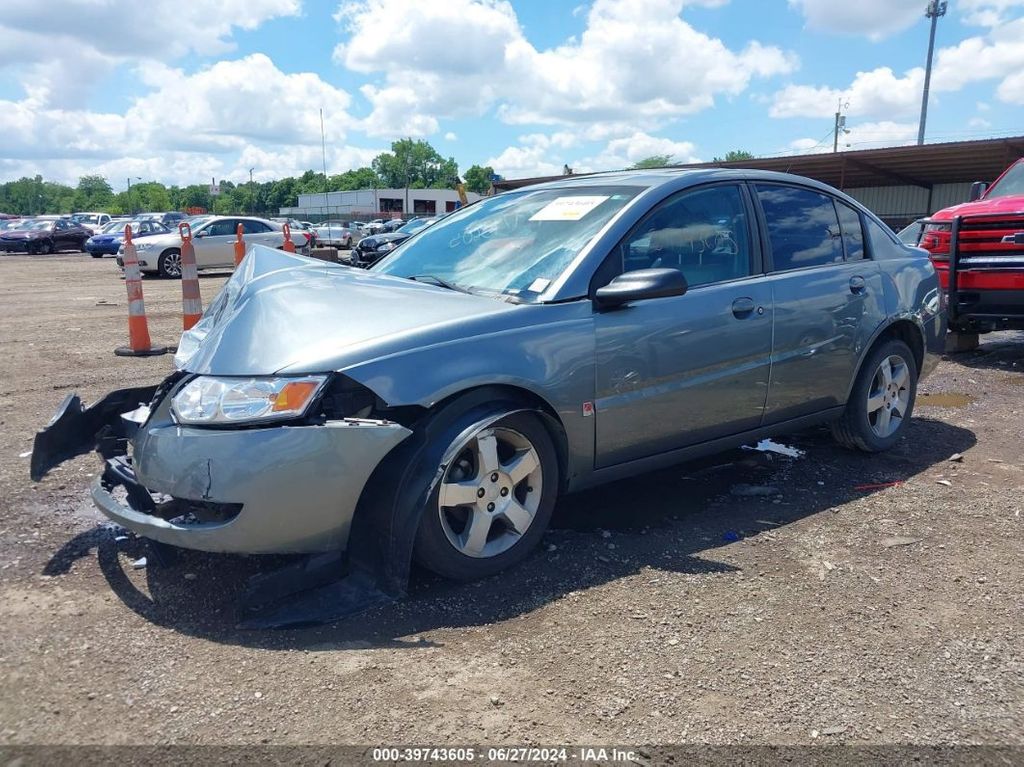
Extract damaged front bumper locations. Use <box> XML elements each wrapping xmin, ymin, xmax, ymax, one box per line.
<box><xmin>33</xmin><ymin>380</ymin><xmax>412</xmax><ymax>555</ymax></box>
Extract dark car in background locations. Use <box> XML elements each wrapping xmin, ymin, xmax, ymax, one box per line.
<box><xmin>138</xmin><ymin>211</ymin><xmax>188</xmax><ymax>228</ymax></box>
<box><xmin>352</xmin><ymin>217</ymin><xmax>439</xmax><ymax>266</ymax></box>
<box><xmin>0</xmin><ymin>218</ymin><xmax>91</xmax><ymax>254</ymax></box>
<box><xmin>85</xmin><ymin>219</ymin><xmax>170</xmax><ymax>257</ymax></box>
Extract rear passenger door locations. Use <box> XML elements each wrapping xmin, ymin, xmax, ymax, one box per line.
<box><xmin>237</xmin><ymin>219</ymin><xmax>277</xmax><ymax>249</ymax></box>
<box><xmin>753</xmin><ymin>183</ymin><xmax>886</xmax><ymax>423</ymax></box>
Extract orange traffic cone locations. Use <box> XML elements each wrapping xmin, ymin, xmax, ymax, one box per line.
<box><xmin>115</xmin><ymin>226</ymin><xmax>168</xmax><ymax>357</ymax></box>
<box><xmin>234</xmin><ymin>222</ymin><xmax>246</xmax><ymax>266</ymax></box>
<box><xmin>282</xmin><ymin>221</ymin><xmax>296</xmax><ymax>253</ymax></box>
<box><xmin>178</xmin><ymin>222</ymin><xmax>203</xmax><ymax>331</ymax></box>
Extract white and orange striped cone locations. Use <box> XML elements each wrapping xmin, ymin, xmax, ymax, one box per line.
<box><xmin>282</xmin><ymin>221</ymin><xmax>296</xmax><ymax>253</ymax></box>
<box><xmin>233</xmin><ymin>222</ymin><xmax>246</xmax><ymax>266</ymax></box>
<box><xmin>115</xmin><ymin>225</ymin><xmax>169</xmax><ymax>357</ymax></box>
<box><xmin>178</xmin><ymin>222</ymin><xmax>203</xmax><ymax>331</ymax></box>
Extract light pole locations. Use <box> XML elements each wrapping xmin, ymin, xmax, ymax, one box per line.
<box><xmin>917</xmin><ymin>1</ymin><xmax>947</xmax><ymax>146</ymax></box>
<box><xmin>249</xmin><ymin>167</ymin><xmax>255</xmax><ymax>214</ymax></box>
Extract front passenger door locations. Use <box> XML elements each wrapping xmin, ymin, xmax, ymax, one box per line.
<box><xmin>593</xmin><ymin>183</ymin><xmax>773</xmax><ymax>468</ymax></box>
<box><xmin>194</xmin><ymin>219</ymin><xmax>239</xmax><ymax>267</ymax></box>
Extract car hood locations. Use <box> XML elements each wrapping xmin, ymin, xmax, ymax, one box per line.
<box><xmin>1</xmin><ymin>229</ymin><xmax>44</xmax><ymax>239</ymax></box>
<box><xmin>359</xmin><ymin>232</ymin><xmax>406</xmax><ymax>246</ymax></box>
<box><xmin>932</xmin><ymin>195</ymin><xmax>1024</xmax><ymax>220</ymax></box>
<box><xmin>175</xmin><ymin>245</ymin><xmax>522</xmax><ymax>376</ymax></box>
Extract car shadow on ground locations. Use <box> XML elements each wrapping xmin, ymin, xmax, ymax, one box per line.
<box><xmin>43</xmin><ymin>417</ymin><xmax>975</xmax><ymax>650</ymax></box>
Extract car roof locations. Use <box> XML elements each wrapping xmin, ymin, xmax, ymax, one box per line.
<box><xmin>515</xmin><ymin>167</ymin><xmax>844</xmax><ymax>193</ymax></box>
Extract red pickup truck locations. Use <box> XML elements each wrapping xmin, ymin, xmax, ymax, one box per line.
<box><xmin>918</xmin><ymin>158</ymin><xmax>1024</xmax><ymax>349</ymax></box>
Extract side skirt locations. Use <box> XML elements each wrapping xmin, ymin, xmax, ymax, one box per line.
<box><xmin>571</xmin><ymin>406</ymin><xmax>845</xmax><ymax>492</ymax></box>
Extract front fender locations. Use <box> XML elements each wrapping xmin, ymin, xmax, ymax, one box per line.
<box><xmin>340</xmin><ymin>314</ymin><xmax>597</xmax><ymax>485</ymax></box>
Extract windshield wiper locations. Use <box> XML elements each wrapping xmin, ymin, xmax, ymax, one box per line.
<box><xmin>408</xmin><ymin>274</ymin><xmax>473</xmax><ymax>294</ymax></box>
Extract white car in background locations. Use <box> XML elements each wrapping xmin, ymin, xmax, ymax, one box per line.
<box><xmin>312</xmin><ymin>221</ymin><xmax>354</xmax><ymax>248</ymax></box>
<box><xmin>116</xmin><ymin>215</ymin><xmax>310</xmax><ymax>278</ymax></box>
<box><xmin>71</xmin><ymin>212</ymin><xmax>112</xmax><ymax>235</ymax></box>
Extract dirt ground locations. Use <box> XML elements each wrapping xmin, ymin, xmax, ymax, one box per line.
<box><xmin>0</xmin><ymin>252</ymin><xmax>1021</xmax><ymax>749</ymax></box>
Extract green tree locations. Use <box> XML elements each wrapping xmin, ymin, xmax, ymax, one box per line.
<box><xmin>711</xmin><ymin>149</ymin><xmax>755</xmax><ymax>163</ymax></box>
<box><xmin>463</xmin><ymin>164</ymin><xmax>495</xmax><ymax>194</ymax></box>
<box><xmin>630</xmin><ymin>155</ymin><xmax>672</xmax><ymax>169</ymax></box>
<box><xmin>329</xmin><ymin>167</ymin><xmax>380</xmax><ymax>191</ymax></box>
<box><xmin>372</xmin><ymin>139</ymin><xmax>459</xmax><ymax>190</ymax></box>
<box><xmin>72</xmin><ymin>175</ymin><xmax>114</xmax><ymax>211</ymax></box>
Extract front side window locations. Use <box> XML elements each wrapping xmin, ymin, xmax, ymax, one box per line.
<box><xmin>619</xmin><ymin>184</ymin><xmax>751</xmax><ymax>288</ymax></box>
<box><xmin>203</xmin><ymin>220</ymin><xmax>237</xmax><ymax>237</ymax></box>
<box><xmin>373</xmin><ymin>186</ymin><xmax>640</xmax><ymax>302</ymax></box>
<box><xmin>756</xmin><ymin>184</ymin><xmax>843</xmax><ymax>271</ymax></box>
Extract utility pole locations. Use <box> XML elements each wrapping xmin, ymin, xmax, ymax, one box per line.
<box><xmin>833</xmin><ymin>99</ymin><xmax>849</xmax><ymax>153</ymax></box>
<box><xmin>249</xmin><ymin>167</ymin><xmax>255</xmax><ymax>214</ymax></box>
<box><xmin>917</xmin><ymin>1</ymin><xmax>947</xmax><ymax>146</ymax></box>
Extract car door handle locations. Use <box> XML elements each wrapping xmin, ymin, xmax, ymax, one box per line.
<box><xmin>731</xmin><ymin>297</ymin><xmax>756</xmax><ymax>318</ymax></box>
<box><xmin>849</xmin><ymin>276</ymin><xmax>867</xmax><ymax>294</ymax></box>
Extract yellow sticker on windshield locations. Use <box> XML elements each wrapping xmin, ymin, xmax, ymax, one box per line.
<box><xmin>529</xmin><ymin>196</ymin><xmax>610</xmax><ymax>222</ymax></box>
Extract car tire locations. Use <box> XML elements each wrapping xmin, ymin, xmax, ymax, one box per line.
<box><xmin>38</xmin><ymin>240</ymin><xmax>53</xmax><ymax>255</ymax></box>
<box><xmin>157</xmin><ymin>249</ymin><xmax>182</xmax><ymax>279</ymax></box>
<box><xmin>412</xmin><ymin>408</ymin><xmax>559</xmax><ymax>581</ymax></box>
<box><xmin>90</xmin><ymin>253</ymin><xmax>103</xmax><ymax>258</ymax></box>
<box><xmin>831</xmin><ymin>338</ymin><xmax>918</xmax><ymax>452</ymax></box>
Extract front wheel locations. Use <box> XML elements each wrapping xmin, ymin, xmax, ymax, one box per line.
<box><xmin>414</xmin><ymin>411</ymin><xmax>558</xmax><ymax>580</ymax></box>
<box><xmin>157</xmin><ymin>248</ymin><xmax>182</xmax><ymax>279</ymax></box>
<box><xmin>831</xmin><ymin>339</ymin><xmax>918</xmax><ymax>452</ymax></box>
<box><xmin>37</xmin><ymin>240</ymin><xmax>54</xmax><ymax>255</ymax></box>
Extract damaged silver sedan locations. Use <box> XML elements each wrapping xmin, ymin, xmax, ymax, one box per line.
<box><xmin>32</xmin><ymin>169</ymin><xmax>944</xmax><ymax>618</ymax></box>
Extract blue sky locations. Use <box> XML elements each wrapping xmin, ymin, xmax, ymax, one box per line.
<box><xmin>1</xmin><ymin>0</ymin><xmax>1022</xmax><ymax>189</ymax></box>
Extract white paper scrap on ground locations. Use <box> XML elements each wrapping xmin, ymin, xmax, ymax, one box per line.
<box><xmin>742</xmin><ymin>439</ymin><xmax>805</xmax><ymax>458</ymax></box>
<box><xmin>529</xmin><ymin>196</ymin><xmax>609</xmax><ymax>222</ymax></box>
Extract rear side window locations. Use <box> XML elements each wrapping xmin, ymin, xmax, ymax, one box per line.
<box><xmin>756</xmin><ymin>184</ymin><xmax>843</xmax><ymax>271</ymax></box>
<box><xmin>242</xmin><ymin>220</ymin><xmax>271</xmax><ymax>233</ymax></box>
<box><xmin>835</xmin><ymin>201</ymin><xmax>866</xmax><ymax>260</ymax></box>
<box><xmin>865</xmin><ymin>217</ymin><xmax>903</xmax><ymax>260</ymax></box>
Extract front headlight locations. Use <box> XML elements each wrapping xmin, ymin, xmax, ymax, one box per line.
<box><xmin>377</xmin><ymin>241</ymin><xmax>396</xmax><ymax>252</ymax></box>
<box><xmin>172</xmin><ymin>375</ymin><xmax>327</xmax><ymax>425</ymax></box>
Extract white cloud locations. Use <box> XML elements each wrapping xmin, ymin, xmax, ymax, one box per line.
<box><xmin>786</xmin><ymin>120</ymin><xmax>917</xmax><ymax>154</ymax></box>
<box><xmin>771</xmin><ymin>66</ymin><xmax>924</xmax><ymax>120</ymax></box>
<box><xmin>0</xmin><ymin>0</ymin><xmax>301</xmax><ymax>107</ymax></box>
<box><xmin>771</xmin><ymin>16</ymin><xmax>1024</xmax><ymax>122</ymax></box>
<box><xmin>959</xmin><ymin>0</ymin><xmax>1024</xmax><ymax>26</ymax></box>
<box><xmin>588</xmin><ymin>132</ymin><xmax>701</xmax><ymax>168</ymax></box>
<box><xmin>444</xmin><ymin>132</ymin><xmax>458</xmax><ymax>141</ymax></box>
<box><xmin>0</xmin><ymin>55</ymin><xmax>379</xmax><ymax>185</ymax></box>
<box><xmin>787</xmin><ymin>0</ymin><xmax>924</xmax><ymax>40</ymax></box>
<box><xmin>335</xmin><ymin>0</ymin><xmax>794</xmax><ymax>135</ymax></box>
<box><xmin>486</xmin><ymin>129</ymin><xmax>701</xmax><ymax>179</ymax></box>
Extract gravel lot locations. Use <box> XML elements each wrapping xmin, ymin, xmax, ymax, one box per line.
<box><xmin>0</xmin><ymin>252</ymin><xmax>1021</xmax><ymax>748</ymax></box>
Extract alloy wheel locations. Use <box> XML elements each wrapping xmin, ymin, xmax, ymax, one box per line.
<box><xmin>437</xmin><ymin>426</ymin><xmax>544</xmax><ymax>559</ymax></box>
<box><xmin>866</xmin><ymin>354</ymin><xmax>910</xmax><ymax>438</ymax></box>
<box><xmin>163</xmin><ymin>251</ymin><xmax>182</xmax><ymax>278</ymax></box>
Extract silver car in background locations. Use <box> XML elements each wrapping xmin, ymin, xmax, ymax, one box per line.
<box><xmin>33</xmin><ymin>169</ymin><xmax>943</xmax><ymax>607</ymax></box>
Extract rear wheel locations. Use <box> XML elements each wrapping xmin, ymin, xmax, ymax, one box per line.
<box><xmin>831</xmin><ymin>339</ymin><xmax>918</xmax><ymax>452</ymax></box>
<box><xmin>414</xmin><ymin>411</ymin><xmax>558</xmax><ymax>580</ymax></box>
<box><xmin>157</xmin><ymin>248</ymin><xmax>182</xmax><ymax>279</ymax></box>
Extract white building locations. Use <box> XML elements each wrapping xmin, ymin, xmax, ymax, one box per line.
<box><xmin>280</xmin><ymin>188</ymin><xmax>481</xmax><ymax>221</ymax></box>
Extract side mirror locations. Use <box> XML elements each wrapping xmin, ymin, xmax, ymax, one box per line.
<box><xmin>594</xmin><ymin>268</ymin><xmax>688</xmax><ymax>309</ymax></box>
<box><xmin>969</xmin><ymin>181</ymin><xmax>987</xmax><ymax>202</ymax></box>
<box><xmin>194</xmin><ymin>230</ymin><xmax>206</xmax><ymax>237</ymax></box>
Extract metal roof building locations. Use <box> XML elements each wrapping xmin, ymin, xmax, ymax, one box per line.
<box><xmin>493</xmin><ymin>136</ymin><xmax>1024</xmax><ymax>229</ymax></box>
